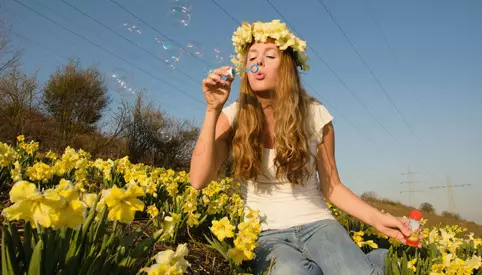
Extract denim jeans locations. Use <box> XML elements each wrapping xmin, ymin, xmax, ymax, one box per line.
<box><xmin>252</xmin><ymin>219</ymin><xmax>388</xmax><ymax>275</ymax></box>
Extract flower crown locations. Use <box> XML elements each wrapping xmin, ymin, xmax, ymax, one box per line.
<box><xmin>230</xmin><ymin>19</ymin><xmax>310</xmax><ymax>72</ymax></box>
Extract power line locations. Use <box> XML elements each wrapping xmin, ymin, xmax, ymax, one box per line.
<box><xmin>303</xmin><ymin>82</ymin><xmax>383</xmax><ymax>152</ymax></box>
<box><xmin>429</xmin><ymin>176</ymin><xmax>471</xmax><ymax>213</ymax></box>
<box><xmin>263</xmin><ymin>0</ymin><xmax>416</xmax><ymax>160</ymax></box>
<box><xmin>212</xmin><ymin>0</ymin><xmax>388</xmax><ymax>155</ymax></box>
<box><xmin>362</xmin><ymin>0</ymin><xmax>448</xmax><ymax>179</ymax></box>
<box><xmin>213</xmin><ymin>0</ymin><xmax>415</xmax><ymax>169</ymax></box>
<box><xmin>314</xmin><ymin>0</ymin><xmax>441</xmax><ymax>182</ymax></box>
<box><xmin>269</xmin><ymin>0</ymin><xmax>438</xmax><ymax>181</ymax></box>
<box><xmin>13</xmin><ymin>0</ymin><xmax>204</xmax><ymax>106</ymax></box>
<box><xmin>13</xmin><ymin>31</ymin><xmax>69</xmax><ymax>64</ymax></box>
<box><xmin>108</xmin><ymin>0</ymin><xmax>212</xmax><ymax>69</ymax></box>
<box><xmin>264</xmin><ymin>0</ymin><xmax>401</xmax><ymax>143</ymax></box>
<box><xmin>315</xmin><ymin>0</ymin><xmax>416</xmax><ymax>137</ymax></box>
<box><xmin>59</xmin><ymin>0</ymin><xmax>200</xmax><ymax>87</ymax></box>
<box><xmin>210</xmin><ymin>0</ymin><xmax>241</xmax><ymax>25</ymax></box>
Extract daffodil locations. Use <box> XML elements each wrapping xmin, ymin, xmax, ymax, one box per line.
<box><xmin>210</xmin><ymin>217</ymin><xmax>235</xmax><ymax>241</ymax></box>
<box><xmin>227</xmin><ymin>247</ymin><xmax>249</xmax><ymax>265</ymax></box>
<box><xmin>0</xmin><ymin>142</ymin><xmax>18</xmax><ymax>167</ymax></box>
<box><xmin>141</xmin><ymin>244</ymin><xmax>190</xmax><ymax>275</ymax></box>
<box><xmin>2</xmin><ymin>181</ymin><xmax>61</xmax><ymax>228</ymax></box>
<box><xmin>26</xmin><ymin>162</ymin><xmax>54</xmax><ymax>182</ymax></box>
<box><xmin>147</xmin><ymin>205</ymin><xmax>159</xmax><ymax>218</ymax></box>
<box><xmin>407</xmin><ymin>258</ymin><xmax>417</xmax><ymax>272</ymax></box>
<box><xmin>103</xmin><ymin>185</ymin><xmax>145</xmax><ymax>223</ymax></box>
<box><xmin>47</xmin><ymin>179</ymin><xmax>86</xmax><ymax>229</ymax></box>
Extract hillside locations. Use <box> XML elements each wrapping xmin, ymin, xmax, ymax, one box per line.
<box><xmin>364</xmin><ymin>199</ymin><xmax>482</xmax><ymax>237</ymax></box>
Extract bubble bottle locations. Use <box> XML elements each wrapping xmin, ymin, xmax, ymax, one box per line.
<box><xmin>226</xmin><ymin>64</ymin><xmax>259</xmax><ymax>79</ymax></box>
<box><xmin>406</xmin><ymin>209</ymin><xmax>422</xmax><ymax>247</ymax></box>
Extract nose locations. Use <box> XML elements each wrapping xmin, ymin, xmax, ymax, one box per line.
<box><xmin>256</xmin><ymin>57</ymin><xmax>264</xmax><ymax>67</ymax></box>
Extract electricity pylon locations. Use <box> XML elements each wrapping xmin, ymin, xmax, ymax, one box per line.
<box><xmin>428</xmin><ymin>176</ymin><xmax>471</xmax><ymax>213</ymax></box>
<box><xmin>400</xmin><ymin>166</ymin><xmax>422</xmax><ymax>207</ymax></box>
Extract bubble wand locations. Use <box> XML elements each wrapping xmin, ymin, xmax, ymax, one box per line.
<box><xmin>226</xmin><ymin>63</ymin><xmax>259</xmax><ymax>79</ymax></box>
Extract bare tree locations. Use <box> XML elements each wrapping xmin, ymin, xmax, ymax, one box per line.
<box><xmin>0</xmin><ymin>65</ymin><xmax>39</xmax><ymax>142</ymax></box>
<box><xmin>120</xmin><ymin>93</ymin><xmax>199</xmax><ymax>170</ymax></box>
<box><xmin>0</xmin><ymin>11</ymin><xmax>22</xmax><ymax>76</ymax></box>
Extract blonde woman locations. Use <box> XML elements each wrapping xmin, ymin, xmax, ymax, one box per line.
<box><xmin>190</xmin><ymin>20</ymin><xmax>414</xmax><ymax>275</ymax></box>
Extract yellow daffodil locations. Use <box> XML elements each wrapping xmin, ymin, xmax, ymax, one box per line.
<box><xmin>10</xmin><ymin>160</ymin><xmax>22</xmax><ymax>182</ymax></box>
<box><xmin>0</xmin><ymin>142</ymin><xmax>18</xmax><ymax>167</ymax></box>
<box><xmin>210</xmin><ymin>217</ymin><xmax>235</xmax><ymax>241</ymax></box>
<box><xmin>103</xmin><ymin>185</ymin><xmax>145</xmax><ymax>223</ymax></box>
<box><xmin>2</xmin><ymin>181</ymin><xmax>60</xmax><ymax>228</ymax></box>
<box><xmin>147</xmin><ymin>205</ymin><xmax>159</xmax><ymax>218</ymax></box>
<box><xmin>26</xmin><ymin>162</ymin><xmax>54</xmax><ymax>182</ymax></box>
<box><xmin>407</xmin><ymin>258</ymin><xmax>417</xmax><ymax>272</ymax></box>
<box><xmin>227</xmin><ymin>247</ymin><xmax>249</xmax><ymax>265</ymax></box>
<box><xmin>20</xmin><ymin>140</ymin><xmax>39</xmax><ymax>155</ymax></box>
<box><xmin>50</xmin><ymin>179</ymin><xmax>86</xmax><ymax>229</ymax></box>
<box><xmin>82</xmin><ymin>193</ymin><xmax>98</xmax><ymax>208</ymax></box>
<box><xmin>141</xmin><ymin>244</ymin><xmax>190</xmax><ymax>275</ymax></box>
<box><xmin>187</xmin><ymin>212</ymin><xmax>200</xmax><ymax>227</ymax></box>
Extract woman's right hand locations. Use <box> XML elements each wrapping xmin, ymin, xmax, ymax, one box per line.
<box><xmin>202</xmin><ymin>66</ymin><xmax>234</xmax><ymax>111</ymax></box>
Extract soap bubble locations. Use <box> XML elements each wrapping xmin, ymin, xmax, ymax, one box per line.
<box><xmin>186</xmin><ymin>41</ymin><xmax>204</xmax><ymax>58</ymax></box>
<box><xmin>168</xmin><ymin>4</ymin><xmax>192</xmax><ymax>28</ymax></box>
<box><xmin>111</xmin><ymin>68</ymin><xmax>137</xmax><ymax>96</ymax></box>
<box><xmin>208</xmin><ymin>48</ymin><xmax>228</xmax><ymax>64</ymax></box>
<box><xmin>122</xmin><ymin>23</ymin><xmax>142</xmax><ymax>35</ymax></box>
<box><xmin>155</xmin><ymin>37</ymin><xmax>182</xmax><ymax>69</ymax></box>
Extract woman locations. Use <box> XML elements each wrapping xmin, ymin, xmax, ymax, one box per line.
<box><xmin>190</xmin><ymin>20</ymin><xmax>415</xmax><ymax>275</ymax></box>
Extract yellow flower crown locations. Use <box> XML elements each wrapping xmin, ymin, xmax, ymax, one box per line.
<box><xmin>230</xmin><ymin>19</ymin><xmax>310</xmax><ymax>72</ymax></box>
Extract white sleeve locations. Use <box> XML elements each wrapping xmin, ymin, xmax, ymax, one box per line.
<box><xmin>311</xmin><ymin>103</ymin><xmax>334</xmax><ymax>144</ymax></box>
<box><xmin>221</xmin><ymin>101</ymin><xmax>238</xmax><ymax>127</ymax></box>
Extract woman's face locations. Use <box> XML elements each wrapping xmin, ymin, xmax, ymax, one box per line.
<box><xmin>246</xmin><ymin>39</ymin><xmax>281</xmax><ymax>93</ymax></box>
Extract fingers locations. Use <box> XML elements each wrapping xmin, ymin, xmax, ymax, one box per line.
<box><xmin>383</xmin><ymin>215</ymin><xmax>411</xmax><ymax>237</ymax></box>
<box><xmin>397</xmin><ymin>217</ymin><xmax>411</xmax><ymax>236</ymax></box>
<box><xmin>211</xmin><ymin>66</ymin><xmax>231</xmax><ymax>76</ymax></box>
<box><xmin>383</xmin><ymin>227</ymin><xmax>408</xmax><ymax>244</ymax></box>
<box><xmin>204</xmin><ymin>66</ymin><xmax>231</xmax><ymax>86</ymax></box>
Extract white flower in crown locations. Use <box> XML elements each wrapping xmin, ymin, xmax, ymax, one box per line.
<box><xmin>231</xmin><ymin>19</ymin><xmax>310</xmax><ymax>72</ymax></box>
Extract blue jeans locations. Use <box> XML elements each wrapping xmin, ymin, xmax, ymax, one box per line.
<box><xmin>252</xmin><ymin>219</ymin><xmax>388</xmax><ymax>275</ymax></box>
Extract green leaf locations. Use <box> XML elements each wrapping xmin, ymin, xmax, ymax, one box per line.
<box><xmin>391</xmin><ymin>260</ymin><xmax>401</xmax><ymax>275</ymax></box>
<box><xmin>91</xmin><ymin>206</ymin><xmax>108</xmax><ymax>244</ymax></box>
<box><xmin>8</xmin><ymin>222</ymin><xmax>24</xmax><ymax>262</ymax></box>
<box><xmin>28</xmin><ymin>238</ymin><xmax>43</xmax><ymax>275</ymax></box>
<box><xmin>23</xmin><ymin>222</ymin><xmax>33</xmax><ymax>268</ymax></box>
<box><xmin>2</xmin><ymin>226</ymin><xmax>19</xmax><ymax>275</ymax></box>
<box><xmin>203</xmin><ymin>233</ymin><xmax>229</xmax><ymax>261</ymax></box>
<box><xmin>130</xmin><ymin>228</ymin><xmax>164</xmax><ymax>258</ymax></box>
<box><xmin>43</xmin><ymin>228</ymin><xmax>60</xmax><ymax>274</ymax></box>
<box><xmin>120</xmin><ymin>227</ymin><xmax>143</xmax><ymax>247</ymax></box>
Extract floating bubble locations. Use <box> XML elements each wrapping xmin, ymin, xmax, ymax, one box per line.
<box><xmin>168</xmin><ymin>4</ymin><xmax>192</xmax><ymax>28</ymax></box>
<box><xmin>186</xmin><ymin>41</ymin><xmax>204</xmax><ymax>58</ymax></box>
<box><xmin>122</xmin><ymin>23</ymin><xmax>142</xmax><ymax>34</ymax></box>
<box><xmin>204</xmin><ymin>48</ymin><xmax>228</xmax><ymax>65</ymax></box>
<box><xmin>155</xmin><ymin>37</ymin><xmax>182</xmax><ymax>69</ymax></box>
<box><xmin>111</xmin><ymin>68</ymin><xmax>138</xmax><ymax>96</ymax></box>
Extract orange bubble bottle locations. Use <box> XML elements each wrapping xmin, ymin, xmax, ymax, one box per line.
<box><xmin>406</xmin><ymin>209</ymin><xmax>422</xmax><ymax>247</ymax></box>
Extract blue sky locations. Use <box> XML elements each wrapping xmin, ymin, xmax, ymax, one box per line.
<box><xmin>4</xmin><ymin>0</ymin><xmax>482</xmax><ymax>224</ymax></box>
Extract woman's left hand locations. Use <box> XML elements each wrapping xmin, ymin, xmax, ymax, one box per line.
<box><xmin>373</xmin><ymin>213</ymin><xmax>422</xmax><ymax>247</ymax></box>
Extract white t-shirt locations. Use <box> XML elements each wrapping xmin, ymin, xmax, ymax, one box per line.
<box><xmin>221</xmin><ymin>100</ymin><xmax>336</xmax><ymax>231</ymax></box>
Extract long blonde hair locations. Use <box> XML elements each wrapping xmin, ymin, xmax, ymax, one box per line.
<box><xmin>229</xmin><ymin>46</ymin><xmax>320</xmax><ymax>185</ymax></box>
